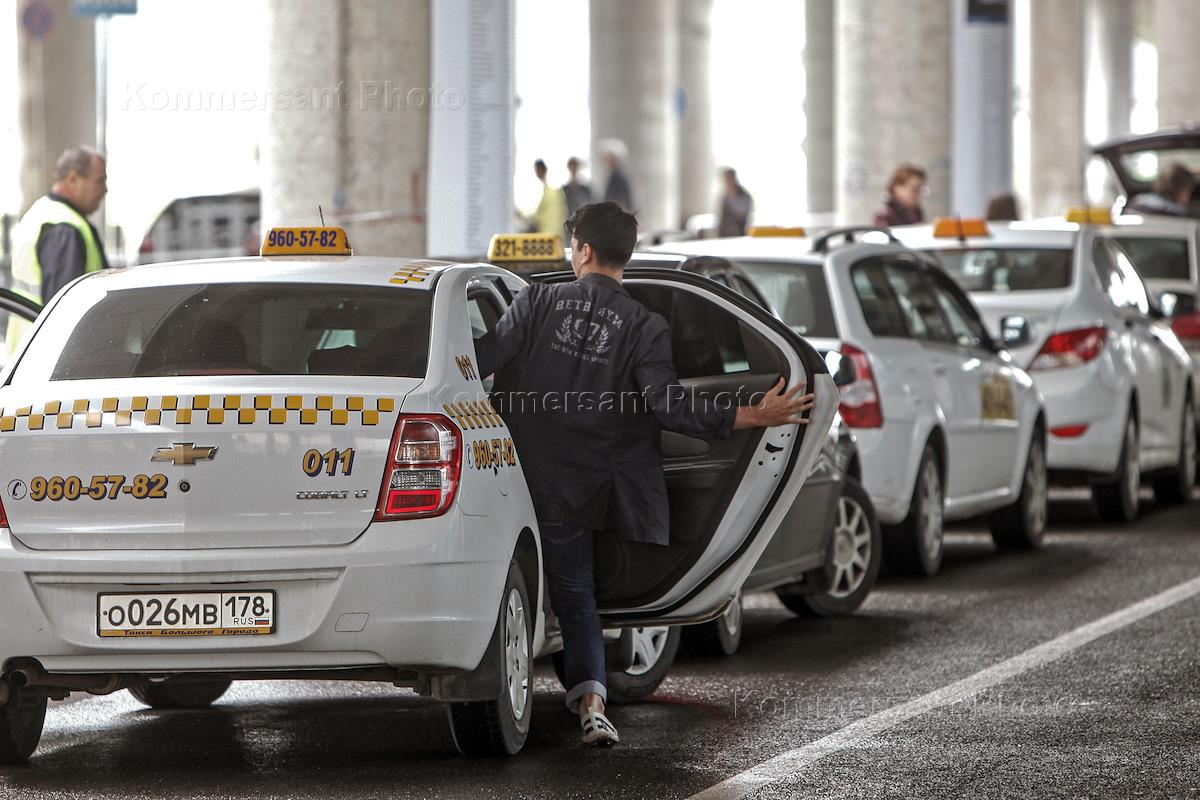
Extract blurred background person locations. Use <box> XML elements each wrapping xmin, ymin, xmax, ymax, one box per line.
<box><xmin>1125</xmin><ymin>162</ymin><xmax>1195</xmax><ymax>217</ymax></box>
<box><xmin>563</xmin><ymin>156</ymin><xmax>592</xmax><ymax>217</ymax></box>
<box><xmin>529</xmin><ymin>159</ymin><xmax>567</xmax><ymax>235</ymax></box>
<box><xmin>872</xmin><ymin>163</ymin><xmax>927</xmax><ymax>229</ymax></box>
<box><xmin>599</xmin><ymin>139</ymin><xmax>634</xmax><ymax>212</ymax></box>
<box><xmin>986</xmin><ymin>192</ymin><xmax>1020</xmax><ymax>221</ymax></box>
<box><xmin>717</xmin><ymin>167</ymin><xmax>753</xmax><ymax>237</ymax></box>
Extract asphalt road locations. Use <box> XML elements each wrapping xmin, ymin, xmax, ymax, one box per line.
<box><xmin>3</xmin><ymin>488</ymin><xmax>1198</xmax><ymax>800</ymax></box>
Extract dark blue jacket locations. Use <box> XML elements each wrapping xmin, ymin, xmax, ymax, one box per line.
<box><xmin>475</xmin><ymin>273</ymin><xmax>735</xmax><ymax>544</ymax></box>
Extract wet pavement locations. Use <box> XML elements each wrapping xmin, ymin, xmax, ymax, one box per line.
<box><xmin>2</xmin><ymin>489</ymin><xmax>1197</xmax><ymax>799</ymax></box>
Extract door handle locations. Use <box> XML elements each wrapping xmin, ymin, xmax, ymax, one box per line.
<box><xmin>931</xmin><ymin>363</ymin><xmax>948</xmax><ymax>375</ymax></box>
<box><xmin>1124</xmin><ymin>318</ymin><xmax>1136</xmax><ymax>330</ymax></box>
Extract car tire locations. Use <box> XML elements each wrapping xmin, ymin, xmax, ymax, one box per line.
<box><xmin>0</xmin><ymin>684</ymin><xmax>47</xmax><ymax>764</ymax></box>
<box><xmin>882</xmin><ymin>444</ymin><xmax>944</xmax><ymax>576</ymax></box>
<box><xmin>787</xmin><ymin>478</ymin><xmax>882</xmax><ymax>617</ymax></box>
<box><xmin>129</xmin><ymin>679</ymin><xmax>232</xmax><ymax>710</ymax></box>
<box><xmin>1093</xmin><ymin>414</ymin><xmax>1141</xmax><ymax>523</ymax></box>
<box><xmin>447</xmin><ymin>560</ymin><xmax>533</xmax><ymax>757</ymax></box>
<box><xmin>1152</xmin><ymin>398</ymin><xmax>1196</xmax><ymax>505</ymax></box>
<box><xmin>989</xmin><ymin>431</ymin><xmax>1049</xmax><ymax>550</ymax></box>
<box><xmin>550</xmin><ymin>626</ymin><xmax>681</xmax><ymax>704</ymax></box>
<box><xmin>682</xmin><ymin>592</ymin><xmax>743</xmax><ymax>656</ymax></box>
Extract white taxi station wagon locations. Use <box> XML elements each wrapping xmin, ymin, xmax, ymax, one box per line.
<box><xmin>0</xmin><ymin>228</ymin><xmax>836</xmax><ymax>760</ymax></box>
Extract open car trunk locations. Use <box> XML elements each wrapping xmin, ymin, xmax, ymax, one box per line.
<box><xmin>1094</xmin><ymin>128</ymin><xmax>1200</xmax><ymax>216</ymax></box>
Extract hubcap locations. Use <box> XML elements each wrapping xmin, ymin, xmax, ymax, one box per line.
<box><xmin>1124</xmin><ymin>420</ymin><xmax>1140</xmax><ymax>507</ymax></box>
<box><xmin>829</xmin><ymin>494</ymin><xmax>873</xmax><ymax>599</ymax></box>
<box><xmin>720</xmin><ymin>593</ymin><xmax>742</xmax><ymax>637</ymax></box>
<box><xmin>1025</xmin><ymin>439</ymin><xmax>1048</xmax><ymax>535</ymax></box>
<box><xmin>626</xmin><ymin>627</ymin><xmax>670</xmax><ymax>677</ymax></box>
<box><xmin>504</xmin><ymin>588</ymin><xmax>529</xmax><ymax>721</ymax></box>
<box><xmin>919</xmin><ymin>459</ymin><xmax>944</xmax><ymax>561</ymax></box>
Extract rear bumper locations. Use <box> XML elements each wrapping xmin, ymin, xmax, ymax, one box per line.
<box><xmin>852</xmin><ymin>425</ymin><xmax>918</xmax><ymax>525</ymax></box>
<box><xmin>1034</xmin><ymin>359</ymin><xmax>1127</xmax><ymax>475</ymax></box>
<box><xmin>0</xmin><ymin>512</ymin><xmax>515</xmax><ymax>676</ymax></box>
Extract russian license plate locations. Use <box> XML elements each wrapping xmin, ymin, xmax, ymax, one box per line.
<box><xmin>97</xmin><ymin>591</ymin><xmax>276</xmax><ymax>637</ymax></box>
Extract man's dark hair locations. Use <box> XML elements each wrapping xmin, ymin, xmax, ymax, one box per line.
<box><xmin>534</xmin><ymin>159</ymin><xmax>547</xmax><ymax>171</ymax></box>
<box><xmin>566</xmin><ymin>201</ymin><xmax>638</xmax><ymax>267</ymax></box>
<box><xmin>1156</xmin><ymin>162</ymin><xmax>1195</xmax><ymax>200</ymax></box>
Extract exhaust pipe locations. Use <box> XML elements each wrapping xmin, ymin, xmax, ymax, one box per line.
<box><xmin>3</xmin><ymin>659</ymin><xmax>125</xmax><ymax>695</ymax></box>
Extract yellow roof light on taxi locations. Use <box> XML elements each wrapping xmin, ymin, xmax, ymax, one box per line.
<box><xmin>931</xmin><ymin>217</ymin><xmax>990</xmax><ymax>239</ymax></box>
<box><xmin>748</xmin><ymin>226</ymin><xmax>807</xmax><ymax>238</ymax></box>
<box><xmin>1063</xmin><ymin>207</ymin><xmax>1113</xmax><ymax>225</ymax></box>
<box><xmin>260</xmin><ymin>226</ymin><xmax>352</xmax><ymax>257</ymax></box>
<box><xmin>486</xmin><ymin>233</ymin><xmax>564</xmax><ymax>262</ymax></box>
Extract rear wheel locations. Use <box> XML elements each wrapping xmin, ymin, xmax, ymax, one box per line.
<box><xmin>1093</xmin><ymin>415</ymin><xmax>1140</xmax><ymax>523</ymax></box>
<box><xmin>682</xmin><ymin>592</ymin><xmax>743</xmax><ymax>656</ymax></box>
<box><xmin>1152</xmin><ymin>399</ymin><xmax>1196</xmax><ymax>505</ymax></box>
<box><xmin>550</xmin><ymin>627</ymin><xmax>681</xmax><ymax>704</ymax></box>
<box><xmin>990</xmin><ymin>432</ymin><xmax>1048</xmax><ymax>549</ymax></box>
<box><xmin>792</xmin><ymin>478</ymin><xmax>882</xmax><ymax>616</ymax></box>
<box><xmin>447</xmin><ymin>561</ymin><xmax>532</xmax><ymax>756</ymax></box>
<box><xmin>0</xmin><ymin>684</ymin><xmax>47</xmax><ymax>764</ymax></box>
<box><xmin>882</xmin><ymin>444</ymin><xmax>944</xmax><ymax>576</ymax></box>
<box><xmin>129</xmin><ymin>679</ymin><xmax>232</xmax><ymax>710</ymax></box>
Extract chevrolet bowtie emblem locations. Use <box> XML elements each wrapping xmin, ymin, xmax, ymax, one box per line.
<box><xmin>152</xmin><ymin>443</ymin><xmax>219</xmax><ymax>466</ymax></box>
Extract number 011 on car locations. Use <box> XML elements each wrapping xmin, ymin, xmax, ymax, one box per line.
<box><xmin>97</xmin><ymin>592</ymin><xmax>276</xmax><ymax>637</ymax></box>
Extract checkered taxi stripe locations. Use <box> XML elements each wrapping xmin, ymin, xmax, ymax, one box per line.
<box><xmin>441</xmin><ymin>400</ymin><xmax>504</xmax><ymax>430</ymax></box>
<box><xmin>0</xmin><ymin>396</ymin><xmax>398</xmax><ymax>432</ymax></box>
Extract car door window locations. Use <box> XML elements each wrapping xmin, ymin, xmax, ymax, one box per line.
<box><xmin>632</xmin><ymin>285</ymin><xmax>751</xmax><ymax>377</ymax></box>
<box><xmin>850</xmin><ymin>260</ymin><xmax>910</xmax><ymax>338</ymax></box>
<box><xmin>884</xmin><ymin>263</ymin><xmax>956</xmax><ymax>344</ymax></box>
<box><xmin>1093</xmin><ymin>240</ymin><xmax>1131</xmax><ymax>309</ymax></box>
<box><xmin>1112</xmin><ymin>247</ymin><xmax>1152</xmax><ymax>316</ymax></box>
<box><xmin>930</xmin><ymin>274</ymin><xmax>988</xmax><ymax>349</ymax></box>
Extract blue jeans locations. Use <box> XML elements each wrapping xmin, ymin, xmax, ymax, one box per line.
<box><xmin>539</xmin><ymin>523</ymin><xmax>607</xmax><ymax>713</ymax></box>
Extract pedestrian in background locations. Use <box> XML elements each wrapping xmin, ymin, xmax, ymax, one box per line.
<box><xmin>563</xmin><ymin>156</ymin><xmax>592</xmax><ymax>217</ymax></box>
<box><xmin>717</xmin><ymin>167</ymin><xmax>753</xmax><ymax>237</ymax></box>
<box><xmin>1125</xmin><ymin>162</ymin><xmax>1195</xmax><ymax>217</ymax></box>
<box><xmin>873</xmin><ymin>163</ymin><xmax>927</xmax><ymax>229</ymax></box>
<box><xmin>530</xmin><ymin>159</ymin><xmax>567</xmax><ymax>236</ymax></box>
<box><xmin>11</xmin><ymin>145</ymin><xmax>109</xmax><ymax>306</ymax></box>
<box><xmin>599</xmin><ymin>139</ymin><xmax>634</xmax><ymax>212</ymax></box>
<box><xmin>986</xmin><ymin>193</ymin><xmax>1020</xmax><ymax>221</ymax></box>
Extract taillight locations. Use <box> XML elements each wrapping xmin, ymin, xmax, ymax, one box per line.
<box><xmin>1030</xmin><ymin>326</ymin><xmax>1108</xmax><ymax>370</ymax></box>
<box><xmin>1171</xmin><ymin>312</ymin><xmax>1200</xmax><ymax>347</ymax></box>
<box><xmin>374</xmin><ymin>414</ymin><xmax>462</xmax><ymax>520</ymax></box>
<box><xmin>138</xmin><ymin>234</ymin><xmax>154</xmax><ymax>254</ymax></box>
<box><xmin>836</xmin><ymin>343</ymin><xmax>883</xmax><ymax>428</ymax></box>
<box><xmin>0</xmin><ymin>497</ymin><xmax>7</xmax><ymax>528</ymax></box>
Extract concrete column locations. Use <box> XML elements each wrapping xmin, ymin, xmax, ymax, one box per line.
<box><xmin>1154</xmin><ymin>0</ymin><xmax>1200</xmax><ymax>126</ymax></box>
<box><xmin>1087</xmin><ymin>0</ymin><xmax>1134</xmax><ymax>142</ymax></box>
<box><xmin>677</xmin><ymin>0</ymin><xmax>713</xmax><ymax>228</ymax></box>
<box><xmin>804</xmin><ymin>0</ymin><xmax>835</xmax><ymax>217</ymax></box>
<box><xmin>952</xmin><ymin>0</ymin><xmax>1013</xmax><ymax>217</ymax></box>
<box><xmin>1013</xmin><ymin>0</ymin><xmax>1086</xmax><ymax>219</ymax></box>
<box><xmin>16</xmin><ymin>0</ymin><xmax>96</xmax><ymax>213</ymax></box>
<box><xmin>264</xmin><ymin>0</ymin><xmax>431</xmax><ymax>256</ymax></box>
<box><xmin>835</xmin><ymin>0</ymin><xmax>953</xmax><ymax>226</ymax></box>
<box><xmin>590</xmin><ymin>0</ymin><xmax>679</xmax><ymax>232</ymax></box>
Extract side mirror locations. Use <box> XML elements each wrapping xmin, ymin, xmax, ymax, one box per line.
<box><xmin>999</xmin><ymin>315</ymin><xmax>1032</xmax><ymax>348</ymax></box>
<box><xmin>825</xmin><ymin>350</ymin><xmax>857</xmax><ymax>388</ymax></box>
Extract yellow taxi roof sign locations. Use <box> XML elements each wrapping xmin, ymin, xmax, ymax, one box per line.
<box><xmin>1064</xmin><ymin>207</ymin><xmax>1113</xmax><ymax>225</ymax></box>
<box><xmin>487</xmin><ymin>233</ymin><xmax>564</xmax><ymax>263</ymax></box>
<box><xmin>747</xmin><ymin>226</ymin><xmax>807</xmax><ymax>238</ymax></box>
<box><xmin>261</xmin><ymin>226</ymin><xmax>352</xmax><ymax>257</ymax></box>
<box><xmin>931</xmin><ymin>217</ymin><xmax>990</xmax><ymax>239</ymax></box>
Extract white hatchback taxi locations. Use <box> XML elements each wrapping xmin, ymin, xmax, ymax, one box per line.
<box><xmin>895</xmin><ymin>215</ymin><xmax>1196</xmax><ymax>522</ymax></box>
<box><xmin>648</xmin><ymin>228</ymin><xmax>1047</xmax><ymax>577</ymax></box>
<box><xmin>0</xmin><ymin>228</ymin><xmax>836</xmax><ymax>761</ymax></box>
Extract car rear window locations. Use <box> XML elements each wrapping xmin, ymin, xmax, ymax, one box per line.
<box><xmin>926</xmin><ymin>248</ymin><xmax>1073</xmax><ymax>292</ymax></box>
<box><xmin>1111</xmin><ymin>236</ymin><xmax>1191</xmax><ymax>281</ymax></box>
<box><xmin>733</xmin><ymin>260</ymin><xmax>838</xmax><ymax>338</ymax></box>
<box><xmin>12</xmin><ymin>282</ymin><xmax>432</xmax><ymax>383</ymax></box>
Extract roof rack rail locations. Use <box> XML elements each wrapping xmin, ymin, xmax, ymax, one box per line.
<box><xmin>811</xmin><ymin>226</ymin><xmax>898</xmax><ymax>253</ymax></box>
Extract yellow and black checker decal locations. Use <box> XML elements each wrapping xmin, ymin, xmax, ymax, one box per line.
<box><xmin>386</xmin><ymin>260</ymin><xmax>452</xmax><ymax>286</ymax></box>
<box><xmin>441</xmin><ymin>400</ymin><xmax>504</xmax><ymax>431</ymax></box>
<box><xmin>0</xmin><ymin>396</ymin><xmax>399</xmax><ymax>433</ymax></box>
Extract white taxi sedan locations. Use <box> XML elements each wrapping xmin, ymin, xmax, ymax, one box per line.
<box><xmin>894</xmin><ymin>216</ymin><xmax>1196</xmax><ymax>522</ymax></box>
<box><xmin>0</xmin><ymin>228</ymin><xmax>836</xmax><ymax>761</ymax></box>
<box><xmin>648</xmin><ymin>228</ymin><xmax>1047</xmax><ymax>577</ymax></box>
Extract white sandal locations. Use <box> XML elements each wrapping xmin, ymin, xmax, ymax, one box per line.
<box><xmin>580</xmin><ymin>709</ymin><xmax>619</xmax><ymax>746</ymax></box>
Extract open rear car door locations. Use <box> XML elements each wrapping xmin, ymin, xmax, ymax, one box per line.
<box><xmin>533</xmin><ymin>269</ymin><xmax>838</xmax><ymax>627</ymax></box>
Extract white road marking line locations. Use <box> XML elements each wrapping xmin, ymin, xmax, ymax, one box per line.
<box><xmin>690</xmin><ymin>573</ymin><xmax>1200</xmax><ymax>800</ymax></box>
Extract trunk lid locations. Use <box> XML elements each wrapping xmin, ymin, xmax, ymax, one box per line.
<box><xmin>0</xmin><ymin>378</ymin><xmax>416</xmax><ymax>550</ymax></box>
